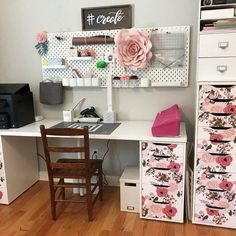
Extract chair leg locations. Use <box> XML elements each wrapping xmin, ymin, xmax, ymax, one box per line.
<box><xmin>61</xmin><ymin>178</ymin><xmax>65</xmax><ymax>200</ymax></box>
<box><xmin>98</xmin><ymin>165</ymin><xmax>103</xmax><ymax>201</ymax></box>
<box><xmin>49</xmin><ymin>180</ymin><xmax>57</xmax><ymax>220</ymax></box>
<box><xmin>85</xmin><ymin>177</ymin><xmax>93</xmax><ymax>221</ymax></box>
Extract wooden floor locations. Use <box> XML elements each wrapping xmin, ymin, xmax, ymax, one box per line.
<box><xmin>0</xmin><ymin>181</ymin><xmax>235</xmax><ymax>236</ymax></box>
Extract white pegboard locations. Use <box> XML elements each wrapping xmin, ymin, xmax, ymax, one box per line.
<box><xmin>41</xmin><ymin>26</ymin><xmax>190</xmax><ymax>87</ymax></box>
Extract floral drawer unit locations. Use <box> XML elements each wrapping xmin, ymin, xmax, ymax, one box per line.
<box><xmin>199</xmin><ymin>85</ymin><xmax>236</xmax><ymax>102</ymax></box>
<box><xmin>197</xmin><ymin>152</ymin><xmax>236</xmax><ymax>173</ymax></box>
<box><xmin>141</xmin><ymin>184</ymin><xmax>183</xmax><ymax>222</ymax></box>
<box><xmin>195</xmin><ymin>169</ymin><xmax>236</xmax><ymax>209</ymax></box>
<box><xmin>198</xmin><ymin>112</ymin><xmax>236</xmax><ymax>128</ymax></box>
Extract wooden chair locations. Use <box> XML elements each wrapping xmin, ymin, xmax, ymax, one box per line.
<box><xmin>40</xmin><ymin>125</ymin><xmax>103</xmax><ymax>221</ymax></box>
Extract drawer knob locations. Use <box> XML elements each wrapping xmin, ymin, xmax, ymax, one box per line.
<box><xmin>217</xmin><ymin>65</ymin><xmax>227</xmax><ymax>73</ymax></box>
<box><xmin>218</xmin><ymin>42</ymin><xmax>229</xmax><ymax>49</ymax></box>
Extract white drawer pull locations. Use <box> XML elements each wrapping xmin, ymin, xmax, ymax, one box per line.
<box><xmin>217</xmin><ymin>65</ymin><xmax>227</xmax><ymax>72</ymax></box>
<box><xmin>218</xmin><ymin>42</ymin><xmax>229</xmax><ymax>49</ymax></box>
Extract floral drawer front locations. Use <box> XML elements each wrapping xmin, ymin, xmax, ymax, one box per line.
<box><xmin>198</xmin><ymin>139</ymin><xmax>236</xmax><ymax>154</ymax></box>
<box><xmin>198</xmin><ymin>112</ymin><xmax>236</xmax><ymax>128</ymax></box>
<box><xmin>194</xmin><ymin>204</ymin><xmax>236</xmax><ymax>227</ymax></box>
<box><xmin>141</xmin><ymin>184</ymin><xmax>183</xmax><ymax>222</ymax></box>
<box><xmin>0</xmin><ymin>187</ymin><xmax>8</xmax><ymax>204</ymax></box>
<box><xmin>199</xmin><ymin>85</ymin><xmax>236</xmax><ymax>101</ymax></box>
<box><xmin>197</xmin><ymin>152</ymin><xmax>236</xmax><ymax>173</ymax></box>
<box><xmin>142</xmin><ymin>164</ymin><xmax>183</xmax><ymax>185</ymax></box>
<box><xmin>199</xmin><ymin>100</ymin><xmax>236</xmax><ymax>115</ymax></box>
<box><xmin>141</xmin><ymin>142</ymin><xmax>183</xmax><ymax>161</ymax></box>
<box><xmin>198</xmin><ymin>127</ymin><xmax>236</xmax><ymax>142</ymax></box>
<box><xmin>196</xmin><ymin>170</ymin><xmax>236</xmax><ymax>192</ymax></box>
<box><xmin>0</xmin><ymin>172</ymin><xmax>5</xmax><ymax>188</ymax></box>
<box><xmin>142</xmin><ymin>183</ymin><xmax>183</xmax><ymax>205</ymax></box>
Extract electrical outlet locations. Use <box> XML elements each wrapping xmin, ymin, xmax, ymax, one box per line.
<box><xmin>91</xmin><ymin>149</ymin><xmax>98</xmax><ymax>159</ymax></box>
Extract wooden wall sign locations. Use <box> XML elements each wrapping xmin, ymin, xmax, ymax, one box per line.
<box><xmin>81</xmin><ymin>5</ymin><xmax>132</xmax><ymax>31</ymax></box>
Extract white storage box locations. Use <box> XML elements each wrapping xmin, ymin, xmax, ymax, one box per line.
<box><xmin>120</xmin><ymin>166</ymin><xmax>140</xmax><ymax>213</ymax></box>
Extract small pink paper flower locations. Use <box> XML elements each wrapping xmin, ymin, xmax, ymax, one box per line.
<box><xmin>36</xmin><ymin>31</ymin><xmax>47</xmax><ymax>43</ymax></box>
<box><xmin>162</xmin><ymin>205</ymin><xmax>177</xmax><ymax>218</ymax></box>
<box><xmin>115</xmin><ymin>28</ymin><xmax>152</xmax><ymax>70</ymax></box>
<box><xmin>169</xmin><ymin>144</ymin><xmax>177</xmax><ymax>149</ymax></box>
<box><xmin>156</xmin><ymin>188</ymin><xmax>168</xmax><ymax>197</ymax></box>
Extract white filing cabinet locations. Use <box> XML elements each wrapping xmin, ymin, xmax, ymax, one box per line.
<box><xmin>193</xmin><ymin>0</ymin><xmax>236</xmax><ymax>229</ymax></box>
<box><xmin>0</xmin><ymin>136</ymin><xmax>39</xmax><ymax>204</ymax></box>
<box><xmin>120</xmin><ymin>166</ymin><xmax>140</xmax><ymax>213</ymax></box>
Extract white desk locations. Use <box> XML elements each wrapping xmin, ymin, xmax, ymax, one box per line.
<box><xmin>0</xmin><ymin>119</ymin><xmax>187</xmax><ymax>223</ymax></box>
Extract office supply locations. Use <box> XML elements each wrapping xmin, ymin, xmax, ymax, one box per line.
<box><xmin>120</xmin><ymin>166</ymin><xmax>140</xmax><ymax>213</ymax></box>
<box><xmin>152</xmin><ymin>104</ymin><xmax>180</xmax><ymax>137</ymax></box>
<box><xmin>40</xmin><ymin>125</ymin><xmax>103</xmax><ymax>221</ymax></box>
<box><xmin>0</xmin><ymin>84</ymin><xmax>35</xmax><ymax>128</ymax></box>
<box><xmin>40</xmin><ymin>82</ymin><xmax>63</xmax><ymax>105</ymax></box>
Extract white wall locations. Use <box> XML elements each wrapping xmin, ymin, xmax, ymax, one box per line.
<box><xmin>0</xmin><ymin>0</ymin><xmax>198</xmax><ymax>176</ymax></box>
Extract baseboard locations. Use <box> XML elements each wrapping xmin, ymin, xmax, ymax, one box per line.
<box><xmin>39</xmin><ymin>171</ymin><xmax>120</xmax><ymax>186</ymax></box>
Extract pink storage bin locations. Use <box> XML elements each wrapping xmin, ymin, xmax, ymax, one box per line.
<box><xmin>152</xmin><ymin>104</ymin><xmax>180</xmax><ymax>137</ymax></box>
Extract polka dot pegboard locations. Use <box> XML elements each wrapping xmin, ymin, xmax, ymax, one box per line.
<box><xmin>41</xmin><ymin>26</ymin><xmax>190</xmax><ymax>88</ymax></box>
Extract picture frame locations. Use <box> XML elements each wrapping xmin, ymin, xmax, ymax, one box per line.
<box><xmin>81</xmin><ymin>5</ymin><xmax>132</xmax><ymax>31</ymax></box>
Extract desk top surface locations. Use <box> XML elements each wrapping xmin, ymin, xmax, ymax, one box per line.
<box><xmin>0</xmin><ymin>119</ymin><xmax>187</xmax><ymax>143</ymax></box>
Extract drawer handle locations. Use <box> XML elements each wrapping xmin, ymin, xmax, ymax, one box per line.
<box><xmin>206</xmin><ymin>204</ymin><xmax>225</xmax><ymax>210</ymax></box>
<box><xmin>217</xmin><ymin>65</ymin><xmax>227</xmax><ymax>73</ymax></box>
<box><xmin>218</xmin><ymin>42</ymin><xmax>229</xmax><ymax>49</ymax></box>
<box><xmin>209</xmin><ymin>112</ymin><xmax>231</xmax><ymax>116</ymax></box>
<box><xmin>210</xmin><ymin>127</ymin><xmax>231</xmax><ymax>130</ymax></box>
<box><xmin>153</xmin><ymin>143</ymin><xmax>172</xmax><ymax>146</ymax></box>
<box><xmin>207</xmin><ymin>188</ymin><xmax>226</xmax><ymax>193</ymax></box>
<box><xmin>151</xmin><ymin>183</ymin><xmax>170</xmax><ymax>188</ymax></box>
<box><xmin>209</xmin><ymin>170</ymin><xmax>227</xmax><ymax>175</ymax></box>
<box><xmin>210</xmin><ymin>98</ymin><xmax>233</xmax><ymax>102</ymax></box>
<box><xmin>153</xmin><ymin>154</ymin><xmax>171</xmax><ymax>159</ymax></box>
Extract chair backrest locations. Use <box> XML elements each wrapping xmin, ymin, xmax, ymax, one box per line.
<box><xmin>40</xmin><ymin>125</ymin><xmax>90</xmax><ymax>173</ymax></box>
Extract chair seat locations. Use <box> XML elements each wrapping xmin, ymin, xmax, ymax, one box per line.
<box><xmin>53</xmin><ymin>159</ymin><xmax>103</xmax><ymax>178</ymax></box>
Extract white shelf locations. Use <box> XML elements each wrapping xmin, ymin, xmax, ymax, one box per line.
<box><xmin>200</xmin><ymin>29</ymin><xmax>236</xmax><ymax>34</ymax></box>
<box><xmin>200</xmin><ymin>16</ymin><xmax>236</xmax><ymax>21</ymax></box>
<box><xmin>201</xmin><ymin>3</ymin><xmax>236</xmax><ymax>10</ymax></box>
<box><xmin>42</xmin><ymin>65</ymin><xmax>66</xmax><ymax>69</ymax></box>
<box><xmin>66</xmin><ymin>57</ymin><xmax>94</xmax><ymax>61</ymax></box>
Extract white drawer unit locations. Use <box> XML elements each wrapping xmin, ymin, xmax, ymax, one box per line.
<box><xmin>198</xmin><ymin>58</ymin><xmax>236</xmax><ymax>82</ymax></box>
<box><xmin>0</xmin><ymin>136</ymin><xmax>39</xmax><ymax>205</ymax></box>
<box><xmin>199</xmin><ymin>33</ymin><xmax>236</xmax><ymax>58</ymax></box>
<box><xmin>140</xmin><ymin>140</ymin><xmax>186</xmax><ymax>223</ymax></box>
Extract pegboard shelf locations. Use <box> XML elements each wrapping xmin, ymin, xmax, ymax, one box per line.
<box><xmin>41</xmin><ymin>26</ymin><xmax>190</xmax><ymax>87</ymax></box>
<box><xmin>66</xmin><ymin>57</ymin><xmax>94</xmax><ymax>61</ymax></box>
<box><xmin>42</xmin><ymin>65</ymin><xmax>66</xmax><ymax>69</ymax></box>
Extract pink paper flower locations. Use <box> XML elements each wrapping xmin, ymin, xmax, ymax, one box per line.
<box><xmin>206</xmin><ymin>179</ymin><xmax>219</xmax><ymax>189</ymax></box>
<box><xmin>162</xmin><ymin>205</ymin><xmax>177</xmax><ymax>218</ymax></box>
<box><xmin>210</xmin><ymin>134</ymin><xmax>223</xmax><ymax>142</ymax></box>
<box><xmin>169</xmin><ymin>144</ymin><xmax>177</xmax><ymax>149</ymax></box>
<box><xmin>36</xmin><ymin>31</ymin><xmax>47</xmax><ymax>43</ymax></box>
<box><xmin>115</xmin><ymin>28</ymin><xmax>152</xmax><ymax>70</ymax></box>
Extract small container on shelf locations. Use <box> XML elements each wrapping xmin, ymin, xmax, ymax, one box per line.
<box><xmin>121</xmin><ymin>75</ymin><xmax>129</xmax><ymax>88</ymax></box>
<box><xmin>140</xmin><ymin>78</ymin><xmax>149</xmax><ymax>87</ymax></box>
<box><xmin>69</xmin><ymin>78</ymin><xmax>77</xmax><ymax>87</ymax></box>
<box><xmin>84</xmin><ymin>78</ymin><xmax>92</xmax><ymax>86</ymax></box>
<box><xmin>67</xmin><ymin>47</ymin><xmax>78</xmax><ymax>57</ymax></box>
<box><xmin>62</xmin><ymin>78</ymin><xmax>70</xmax><ymax>86</ymax></box>
<box><xmin>129</xmin><ymin>75</ymin><xmax>139</xmax><ymax>88</ymax></box>
<box><xmin>77</xmin><ymin>78</ymin><xmax>84</xmax><ymax>86</ymax></box>
<box><xmin>113</xmin><ymin>76</ymin><xmax>121</xmax><ymax>87</ymax></box>
<box><xmin>91</xmin><ymin>78</ymin><xmax>100</xmax><ymax>87</ymax></box>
